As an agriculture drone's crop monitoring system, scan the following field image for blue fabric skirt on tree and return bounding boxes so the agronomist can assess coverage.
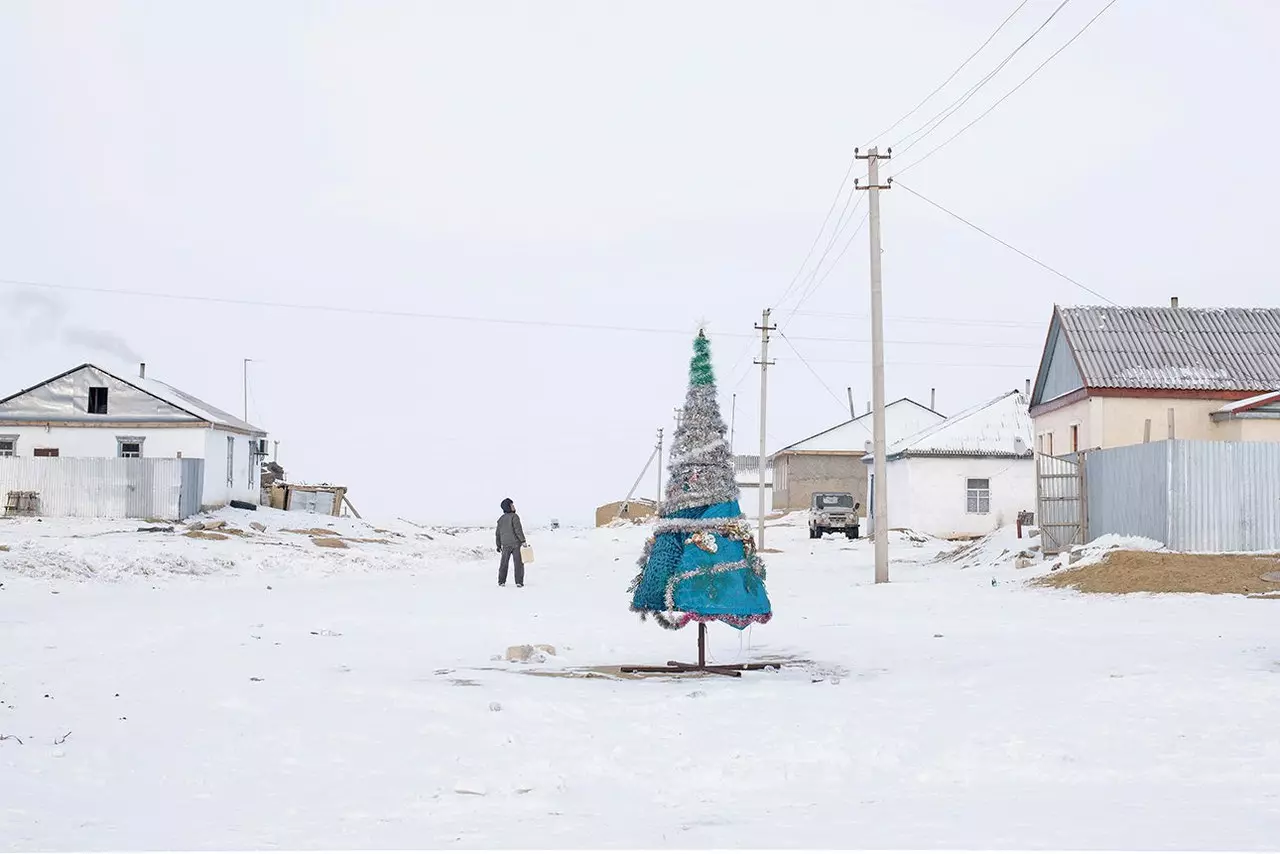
[629,499,771,630]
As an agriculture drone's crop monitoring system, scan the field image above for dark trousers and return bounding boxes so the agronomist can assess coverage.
[499,546,525,586]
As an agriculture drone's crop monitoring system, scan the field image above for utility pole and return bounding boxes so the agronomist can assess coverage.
[855,146,892,584]
[656,427,664,503]
[730,393,737,459]
[754,308,775,550]
[242,358,255,423]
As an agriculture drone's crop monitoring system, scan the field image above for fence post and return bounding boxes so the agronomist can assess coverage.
[1165,438,1176,549]
[1079,450,1089,544]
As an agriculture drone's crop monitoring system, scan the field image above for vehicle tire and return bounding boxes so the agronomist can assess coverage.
[809,527,819,539]
[229,500,257,511]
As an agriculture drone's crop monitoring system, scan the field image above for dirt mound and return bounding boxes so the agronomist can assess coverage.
[1035,550,1280,595]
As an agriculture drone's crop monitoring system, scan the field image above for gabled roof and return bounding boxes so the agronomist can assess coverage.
[773,398,944,456]
[0,363,266,435]
[864,390,1032,462]
[1035,305,1280,398]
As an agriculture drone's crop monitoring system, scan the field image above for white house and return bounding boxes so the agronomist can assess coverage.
[770,398,945,513]
[0,362,267,509]
[862,390,1034,539]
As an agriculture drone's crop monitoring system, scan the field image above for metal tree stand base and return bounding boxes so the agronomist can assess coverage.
[621,623,775,678]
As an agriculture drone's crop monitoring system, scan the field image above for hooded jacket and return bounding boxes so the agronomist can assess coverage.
[496,500,526,549]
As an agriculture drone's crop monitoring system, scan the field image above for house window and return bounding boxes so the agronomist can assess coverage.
[34,448,59,457]
[966,478,991,514]
[0,436,14,457]
[88,386,109,415]
[117,437,144,458]
[1070,424,1079,453]
[1046,433,1054,456]
[226,436,235,487]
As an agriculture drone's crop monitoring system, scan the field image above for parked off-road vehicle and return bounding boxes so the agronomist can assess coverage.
[808,492,861,539]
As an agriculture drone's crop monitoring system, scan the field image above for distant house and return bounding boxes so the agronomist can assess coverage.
[0,362,267,511]
[1029,301,1280,453]
[770,398,944,514]
[862,390,1034,539]
[595,498,657,527]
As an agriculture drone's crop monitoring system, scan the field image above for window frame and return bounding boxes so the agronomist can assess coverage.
[33,448,59,458]
[965,477,992,515]
[116,436,145,459]
[88,386,109,415]
[1069,423,1080,453]
[0,435,15,457]
[226,435,235,487]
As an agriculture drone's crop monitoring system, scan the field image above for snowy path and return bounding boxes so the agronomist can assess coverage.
[3,518,1280,849]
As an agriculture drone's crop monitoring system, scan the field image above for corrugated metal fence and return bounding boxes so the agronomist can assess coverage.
[0,457,206,521]
[1084,439,1280,552]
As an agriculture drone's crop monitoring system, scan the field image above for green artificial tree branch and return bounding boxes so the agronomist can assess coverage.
[689,330,716,387]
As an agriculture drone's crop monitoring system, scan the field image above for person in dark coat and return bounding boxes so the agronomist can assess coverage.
[495,497,527,587]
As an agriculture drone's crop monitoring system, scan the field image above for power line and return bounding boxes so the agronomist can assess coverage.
[775,356,1034,368]
[778,193,866,320]
[775,330,852,414]
[0,274,1038,349]
[892,0,1073,155]
[893,0,1120,178]
[787,309,1041,328]
[893,180,1224,368]
[892,182,1117,304]
[865,0,1032,145]
[786,209,871,320]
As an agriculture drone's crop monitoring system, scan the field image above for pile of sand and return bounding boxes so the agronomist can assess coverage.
[1035,550,1280,596]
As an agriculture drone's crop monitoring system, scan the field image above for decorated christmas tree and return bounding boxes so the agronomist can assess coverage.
[628,330,772,631]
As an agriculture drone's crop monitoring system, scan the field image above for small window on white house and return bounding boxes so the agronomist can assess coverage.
[88,387,109,415]
[966,478,991,514]
[117,437,144,458]
[0,436,15,457]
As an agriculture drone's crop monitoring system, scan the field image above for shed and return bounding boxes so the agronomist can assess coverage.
[595,498,657,527]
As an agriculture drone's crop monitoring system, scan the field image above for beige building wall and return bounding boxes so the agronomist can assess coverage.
[771,452,866,513]
[1034,394,1280,453]
[1234,419,1280,442]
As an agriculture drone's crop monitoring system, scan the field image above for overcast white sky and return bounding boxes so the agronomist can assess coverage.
[2,0,1277,525]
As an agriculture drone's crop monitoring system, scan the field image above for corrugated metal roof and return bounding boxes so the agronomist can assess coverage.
[1059,305,1280,391]
[866,390,1032,460]
[1215,389,1280,414]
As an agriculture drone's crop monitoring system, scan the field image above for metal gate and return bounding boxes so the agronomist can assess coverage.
[1036,452,1084,554]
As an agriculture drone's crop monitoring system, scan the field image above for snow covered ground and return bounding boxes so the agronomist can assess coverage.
[3,510,1280,849]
